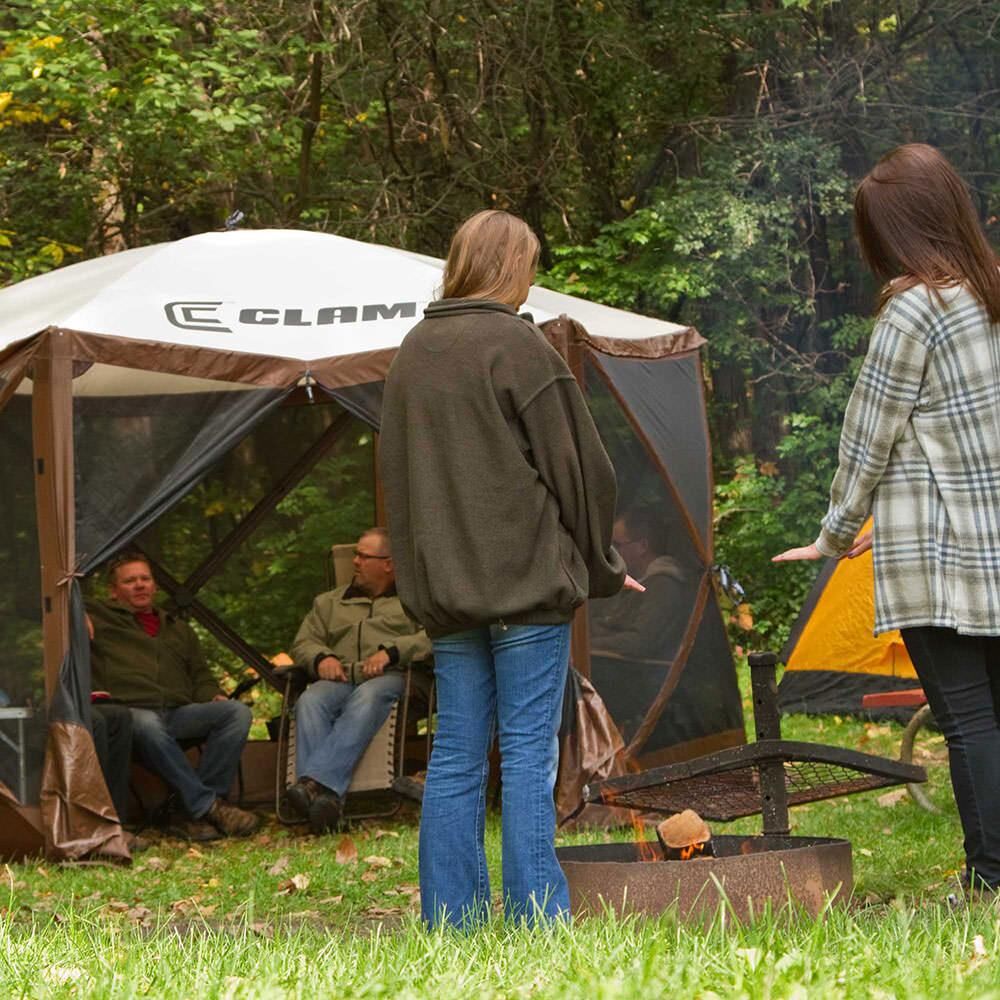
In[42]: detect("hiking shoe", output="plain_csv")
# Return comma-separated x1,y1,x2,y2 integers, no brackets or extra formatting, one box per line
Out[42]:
391,774,425,803
206,798,261,838
286,776,324,819
125,830,152,854
169,816,223,842
308,790,344,835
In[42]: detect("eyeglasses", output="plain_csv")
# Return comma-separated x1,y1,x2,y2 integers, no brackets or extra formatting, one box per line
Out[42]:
353,550,391,561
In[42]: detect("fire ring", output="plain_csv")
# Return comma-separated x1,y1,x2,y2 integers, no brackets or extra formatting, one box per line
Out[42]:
557,834,852,921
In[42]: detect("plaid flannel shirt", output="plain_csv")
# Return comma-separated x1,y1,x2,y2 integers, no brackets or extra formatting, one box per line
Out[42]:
816,283,1000,636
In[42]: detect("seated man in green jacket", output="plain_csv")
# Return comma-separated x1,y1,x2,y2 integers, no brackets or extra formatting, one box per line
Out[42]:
286,527,431,834
88,552,259,841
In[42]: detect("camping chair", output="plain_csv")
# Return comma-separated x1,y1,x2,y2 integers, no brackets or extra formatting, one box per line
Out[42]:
274,543,434,823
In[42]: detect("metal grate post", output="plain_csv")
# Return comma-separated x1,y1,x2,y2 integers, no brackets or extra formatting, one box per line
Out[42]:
749,651,789,835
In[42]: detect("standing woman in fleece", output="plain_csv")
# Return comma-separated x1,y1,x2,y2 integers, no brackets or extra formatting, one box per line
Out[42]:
379,210,642,927
775,144,1000,895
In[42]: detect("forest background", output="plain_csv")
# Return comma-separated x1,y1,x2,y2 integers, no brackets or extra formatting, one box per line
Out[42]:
3,0,998,666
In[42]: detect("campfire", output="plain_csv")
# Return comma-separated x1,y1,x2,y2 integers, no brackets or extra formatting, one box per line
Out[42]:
556,651,926,922
655,810,714,861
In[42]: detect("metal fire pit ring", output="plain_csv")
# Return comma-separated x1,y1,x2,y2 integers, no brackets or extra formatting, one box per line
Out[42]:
557,835,852,922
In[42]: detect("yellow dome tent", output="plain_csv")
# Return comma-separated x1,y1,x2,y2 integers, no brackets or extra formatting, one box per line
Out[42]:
777,519,920,718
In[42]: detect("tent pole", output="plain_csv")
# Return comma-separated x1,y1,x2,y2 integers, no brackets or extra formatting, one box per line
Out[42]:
179,410,352,596
31,329,75,703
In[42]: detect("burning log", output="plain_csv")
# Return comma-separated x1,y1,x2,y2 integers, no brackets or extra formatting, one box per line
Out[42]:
656,809,714,861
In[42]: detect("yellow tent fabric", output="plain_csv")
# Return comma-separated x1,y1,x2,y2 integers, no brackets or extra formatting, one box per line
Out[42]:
784,519,916,680
786,520,916,677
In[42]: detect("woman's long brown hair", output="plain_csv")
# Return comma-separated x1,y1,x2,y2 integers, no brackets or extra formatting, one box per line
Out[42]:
854,144,1000,322
441,210,540,307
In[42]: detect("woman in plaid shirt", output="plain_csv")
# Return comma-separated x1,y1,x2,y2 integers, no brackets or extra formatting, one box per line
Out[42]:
776,144,1000,896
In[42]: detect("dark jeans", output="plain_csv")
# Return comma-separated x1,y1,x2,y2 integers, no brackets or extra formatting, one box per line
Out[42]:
130,701,252,819
901,626,1000,889
91,703,134,823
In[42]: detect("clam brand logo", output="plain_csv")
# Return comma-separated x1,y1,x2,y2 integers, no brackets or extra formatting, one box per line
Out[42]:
165,300,418,333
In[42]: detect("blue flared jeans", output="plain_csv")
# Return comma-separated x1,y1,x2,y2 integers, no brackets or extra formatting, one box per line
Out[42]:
419,623,571,928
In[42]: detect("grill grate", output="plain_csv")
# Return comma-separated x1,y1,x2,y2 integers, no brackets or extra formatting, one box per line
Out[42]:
584,739,927,822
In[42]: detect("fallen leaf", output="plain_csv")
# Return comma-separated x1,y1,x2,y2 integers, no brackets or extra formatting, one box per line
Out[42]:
363,855,392,868
858,848,873,858
267,855,291,876
364,905,403,918
395,883,420,896
255,833,273,846
877,788,907,808
973,934,988,958
145,856,169,871
35,866,50,878
318,895,343,905
277,873,311,895
106,900,130,912
186,847,205,859
373,829,400,839
361,871,379,883
335,836,358,865
250,920,274,938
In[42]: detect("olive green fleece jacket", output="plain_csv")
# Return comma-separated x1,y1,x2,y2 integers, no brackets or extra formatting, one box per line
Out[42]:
379,298,626,638
87,600,222,708
290,584,432,684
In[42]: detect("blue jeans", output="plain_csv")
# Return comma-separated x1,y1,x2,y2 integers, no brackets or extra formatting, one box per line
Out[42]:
420,623,571,928
295,673,406,796
129,701,252,819
901,627,1000,889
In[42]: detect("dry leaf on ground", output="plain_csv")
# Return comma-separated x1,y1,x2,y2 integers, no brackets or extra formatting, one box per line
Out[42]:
145,856,169,871
267,855,290,876
277,873,311,895
335,836,358,864
363,855,392,868
877,788,907,808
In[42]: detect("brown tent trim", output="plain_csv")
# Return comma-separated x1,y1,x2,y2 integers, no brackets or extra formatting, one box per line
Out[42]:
41,722,130,862
540,315,705,360
0,338,39,411
623,571,713,760
50,329,399,391
0,781,45,862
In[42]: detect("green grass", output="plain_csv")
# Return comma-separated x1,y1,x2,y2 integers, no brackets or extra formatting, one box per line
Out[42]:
2,674,1000,999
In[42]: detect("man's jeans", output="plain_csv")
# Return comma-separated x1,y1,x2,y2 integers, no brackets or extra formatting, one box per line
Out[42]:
129,700,252,819
420,623,570,929
902,626,1000,889
295,673,406,796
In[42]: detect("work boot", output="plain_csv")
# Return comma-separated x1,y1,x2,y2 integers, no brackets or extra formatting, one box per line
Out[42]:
286,776,324,819
206,798,261,838
308,790,344,835
124,830,152,854
391,773,425,803
169,816,223,843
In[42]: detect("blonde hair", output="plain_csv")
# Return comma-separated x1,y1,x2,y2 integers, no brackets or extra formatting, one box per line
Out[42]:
441,210,540,307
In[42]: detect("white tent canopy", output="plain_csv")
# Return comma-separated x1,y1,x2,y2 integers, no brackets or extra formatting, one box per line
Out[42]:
0,229,692,369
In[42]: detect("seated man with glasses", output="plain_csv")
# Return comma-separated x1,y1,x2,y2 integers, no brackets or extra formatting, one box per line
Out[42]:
287,527,431,834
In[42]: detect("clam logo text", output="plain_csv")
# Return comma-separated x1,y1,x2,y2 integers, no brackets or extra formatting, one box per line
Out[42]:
165,301,418,333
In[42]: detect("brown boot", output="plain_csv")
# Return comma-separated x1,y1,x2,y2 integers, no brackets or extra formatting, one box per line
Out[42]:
170,816,223,842
286,776,324,819
205,798,261,838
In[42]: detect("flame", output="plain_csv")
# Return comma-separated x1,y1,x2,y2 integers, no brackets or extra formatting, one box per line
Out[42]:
678,841,707,861
630,810,660,862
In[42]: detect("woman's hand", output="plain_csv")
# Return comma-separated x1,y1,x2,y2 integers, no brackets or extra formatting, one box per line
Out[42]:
623,574,646,593
771,543,823,563
845,529,872,558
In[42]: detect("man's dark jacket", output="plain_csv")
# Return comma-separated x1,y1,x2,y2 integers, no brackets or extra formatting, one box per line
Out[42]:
88,600,221,708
